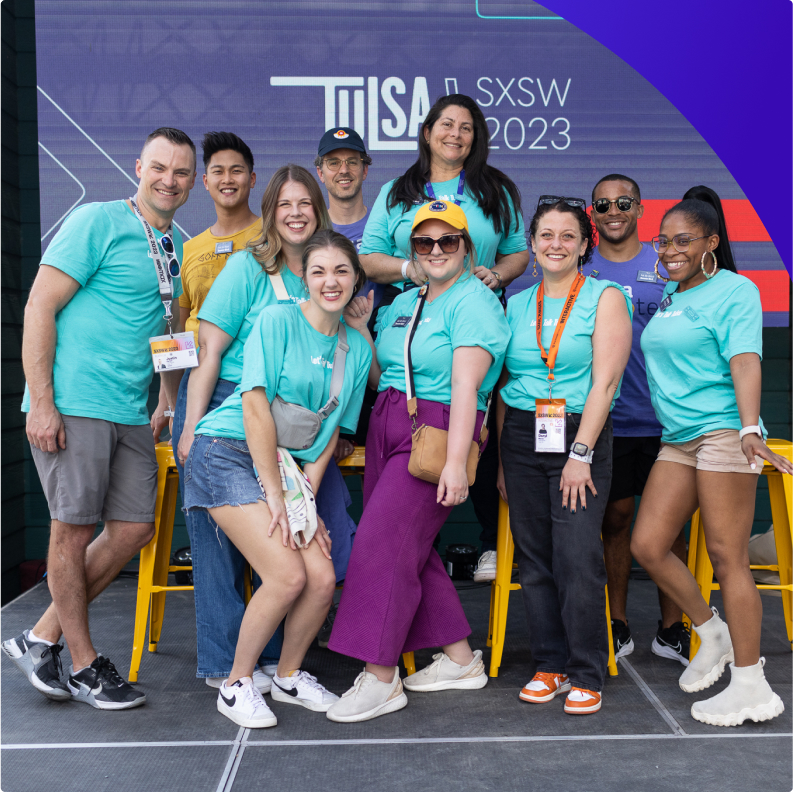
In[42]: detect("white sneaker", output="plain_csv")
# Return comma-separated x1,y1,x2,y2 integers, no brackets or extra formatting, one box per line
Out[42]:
217,677,277,728
261,664,278,678
326,667,408,723
271,670,339,712
403,650,488,692
206,666,272,694
473,551,497,582
691,658,785,726
679,607,734,692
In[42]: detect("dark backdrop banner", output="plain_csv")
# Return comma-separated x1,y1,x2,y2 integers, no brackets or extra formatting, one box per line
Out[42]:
34,0,789,325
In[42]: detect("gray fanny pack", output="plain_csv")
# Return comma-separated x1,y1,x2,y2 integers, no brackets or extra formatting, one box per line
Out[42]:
269,324,349,450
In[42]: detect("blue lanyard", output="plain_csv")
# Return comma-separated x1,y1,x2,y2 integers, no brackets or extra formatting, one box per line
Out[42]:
425,170,466,206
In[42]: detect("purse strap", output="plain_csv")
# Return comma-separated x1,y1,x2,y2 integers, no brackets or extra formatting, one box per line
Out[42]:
404,284,429,431
267,267,291,301
317,324,349,421
403,282,489,446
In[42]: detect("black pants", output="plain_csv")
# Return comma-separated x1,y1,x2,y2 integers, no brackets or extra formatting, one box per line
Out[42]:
468,407,499,551
500,407,612,692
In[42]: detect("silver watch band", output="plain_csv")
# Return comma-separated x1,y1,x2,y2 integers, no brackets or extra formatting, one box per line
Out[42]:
569,450,593,464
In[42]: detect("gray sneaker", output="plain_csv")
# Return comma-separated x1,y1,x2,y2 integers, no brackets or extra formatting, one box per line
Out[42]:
403,649,488,692
2,630,71,701
67,656,146,710
326,667,407,723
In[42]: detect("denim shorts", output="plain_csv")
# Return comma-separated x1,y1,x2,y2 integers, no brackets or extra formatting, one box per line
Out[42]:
183,434,267,512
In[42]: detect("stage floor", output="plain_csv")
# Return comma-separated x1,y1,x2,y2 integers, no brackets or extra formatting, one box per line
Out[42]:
2,573,791,792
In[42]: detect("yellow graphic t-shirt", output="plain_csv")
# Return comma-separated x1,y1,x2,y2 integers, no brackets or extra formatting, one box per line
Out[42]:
179,218,262,346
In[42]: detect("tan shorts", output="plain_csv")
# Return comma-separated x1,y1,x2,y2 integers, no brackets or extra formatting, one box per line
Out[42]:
657,429,763,475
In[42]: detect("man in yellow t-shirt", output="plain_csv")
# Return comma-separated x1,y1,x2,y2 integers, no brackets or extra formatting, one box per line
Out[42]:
151,131,259,438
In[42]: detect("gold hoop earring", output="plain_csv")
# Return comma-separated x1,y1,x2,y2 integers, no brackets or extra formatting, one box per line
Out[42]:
701,250,718,279
654,258,669,283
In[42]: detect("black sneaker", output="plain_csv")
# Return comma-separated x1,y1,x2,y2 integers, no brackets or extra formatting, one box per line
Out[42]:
67,656,146,710
611,619,635,659
317,602,338,649
652,621,691,667
2,630,71,701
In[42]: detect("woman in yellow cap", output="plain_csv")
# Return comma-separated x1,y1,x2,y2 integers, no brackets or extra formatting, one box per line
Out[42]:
326,200,511,723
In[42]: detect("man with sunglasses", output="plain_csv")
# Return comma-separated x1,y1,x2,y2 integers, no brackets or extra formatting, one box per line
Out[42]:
584,174,690,666
4,128,196,711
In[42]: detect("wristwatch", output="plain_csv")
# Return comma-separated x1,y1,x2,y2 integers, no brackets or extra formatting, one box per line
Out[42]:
491,270,502,286
739,425,763,441
569,442,593,464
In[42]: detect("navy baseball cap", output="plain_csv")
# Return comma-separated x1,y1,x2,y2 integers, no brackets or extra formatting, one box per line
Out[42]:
317,127,367,158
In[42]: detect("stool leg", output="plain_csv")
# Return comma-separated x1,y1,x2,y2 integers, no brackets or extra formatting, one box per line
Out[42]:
690,511,714,660
487,577,496,648
489,499,513,677
768,472,793,647
605,584,618,676
402,652,415,676
148,470,178,651
682,511,701,635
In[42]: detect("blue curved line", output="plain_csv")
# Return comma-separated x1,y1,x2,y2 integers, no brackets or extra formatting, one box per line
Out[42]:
475,0,562,19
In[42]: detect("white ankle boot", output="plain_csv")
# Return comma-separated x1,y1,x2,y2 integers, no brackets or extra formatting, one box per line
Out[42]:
679,607,734,692
691,658,784,726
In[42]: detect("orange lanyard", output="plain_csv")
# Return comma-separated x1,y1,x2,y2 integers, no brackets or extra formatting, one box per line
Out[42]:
535,273,586,382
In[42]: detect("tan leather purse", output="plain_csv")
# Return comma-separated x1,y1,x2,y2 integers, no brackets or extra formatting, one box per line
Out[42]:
404,284,489,486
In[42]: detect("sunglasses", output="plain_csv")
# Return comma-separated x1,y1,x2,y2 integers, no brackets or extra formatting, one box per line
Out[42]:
160,235,181,278
592,196,639,214
652,234,710,254
411,234,463,255
537,195,587,210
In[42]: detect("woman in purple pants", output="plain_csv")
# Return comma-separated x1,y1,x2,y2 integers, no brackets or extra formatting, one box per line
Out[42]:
327,200,511,723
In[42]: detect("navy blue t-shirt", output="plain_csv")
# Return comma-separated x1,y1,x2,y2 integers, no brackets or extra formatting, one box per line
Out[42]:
334,208,383,308
582,243,664,437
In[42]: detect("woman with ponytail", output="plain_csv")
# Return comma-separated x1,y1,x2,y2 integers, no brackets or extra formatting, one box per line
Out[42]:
631,187,792,726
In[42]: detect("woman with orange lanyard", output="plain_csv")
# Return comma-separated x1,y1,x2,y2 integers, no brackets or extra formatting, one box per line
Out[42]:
497,197,632,715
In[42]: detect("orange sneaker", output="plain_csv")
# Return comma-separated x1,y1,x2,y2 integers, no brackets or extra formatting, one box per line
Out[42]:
519,672,571,703
564,687,602,714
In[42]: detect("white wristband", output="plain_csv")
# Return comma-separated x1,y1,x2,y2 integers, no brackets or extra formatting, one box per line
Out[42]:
739,425,763,441
568,450,593,464
401,259,411,281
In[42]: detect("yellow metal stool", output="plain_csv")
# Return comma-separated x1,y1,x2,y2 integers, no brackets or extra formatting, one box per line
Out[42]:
684,439,793,659
487,498,619,678
130,442,251,681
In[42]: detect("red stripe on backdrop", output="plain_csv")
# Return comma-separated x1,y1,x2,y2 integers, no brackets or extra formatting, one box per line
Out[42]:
637,200,771,242
739,271,791,313
587,200,771,242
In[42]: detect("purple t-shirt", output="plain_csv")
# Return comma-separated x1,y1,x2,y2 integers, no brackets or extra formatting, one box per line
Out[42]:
582,243,664,437
334,208,383,308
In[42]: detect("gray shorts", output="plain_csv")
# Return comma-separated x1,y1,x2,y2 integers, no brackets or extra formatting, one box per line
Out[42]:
31,415,158,524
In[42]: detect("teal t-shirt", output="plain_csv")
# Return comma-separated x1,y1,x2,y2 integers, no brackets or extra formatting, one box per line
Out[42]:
374,274,511,410
197,250,308,383
195,304,372,463
640,269,765,444
359,178,527,286
21,200,183,426
501,278,632,413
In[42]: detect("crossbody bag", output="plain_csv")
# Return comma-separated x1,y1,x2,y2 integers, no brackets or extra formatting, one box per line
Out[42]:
403,284,489,485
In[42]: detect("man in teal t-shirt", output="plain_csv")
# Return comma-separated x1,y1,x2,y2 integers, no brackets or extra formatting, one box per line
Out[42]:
5,128,197,712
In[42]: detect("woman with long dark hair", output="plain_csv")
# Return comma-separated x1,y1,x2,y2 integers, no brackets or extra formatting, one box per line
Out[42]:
359,93,530,581
631,189,791,726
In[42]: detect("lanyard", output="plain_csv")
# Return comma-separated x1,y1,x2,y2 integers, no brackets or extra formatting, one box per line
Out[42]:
535,273,586,395
128,197,178,333
425,170,465,206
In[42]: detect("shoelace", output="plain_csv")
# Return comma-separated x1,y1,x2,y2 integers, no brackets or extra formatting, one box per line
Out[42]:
46,643,64,678
342,670,377,698
528,672,564,690
293,670,325,693
93,657,127,689
242,682,268,712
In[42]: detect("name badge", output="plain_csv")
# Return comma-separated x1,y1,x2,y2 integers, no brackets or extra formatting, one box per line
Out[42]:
684,306,700,322
150,331,199,372
659,295,673,312
636,270,657,283
215,241,234,255
534,399,566,453
392,316,411,328
589,270,600,279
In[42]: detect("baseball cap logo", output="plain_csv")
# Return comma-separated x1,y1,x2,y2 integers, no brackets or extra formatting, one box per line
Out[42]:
429,201,447,212
333,129,349,139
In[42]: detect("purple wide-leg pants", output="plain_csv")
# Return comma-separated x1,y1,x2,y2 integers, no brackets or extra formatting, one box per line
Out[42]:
328,387,485,666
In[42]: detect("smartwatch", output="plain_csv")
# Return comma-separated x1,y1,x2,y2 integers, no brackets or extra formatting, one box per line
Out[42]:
569,442,593,464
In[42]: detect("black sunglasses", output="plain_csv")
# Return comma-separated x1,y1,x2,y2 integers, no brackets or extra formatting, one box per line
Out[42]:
592,196,639,214
537,195,587,210
160,235,180,278
411,234,463,255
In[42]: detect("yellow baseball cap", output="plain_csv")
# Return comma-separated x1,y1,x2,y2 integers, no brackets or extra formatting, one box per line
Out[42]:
411,200,469,232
